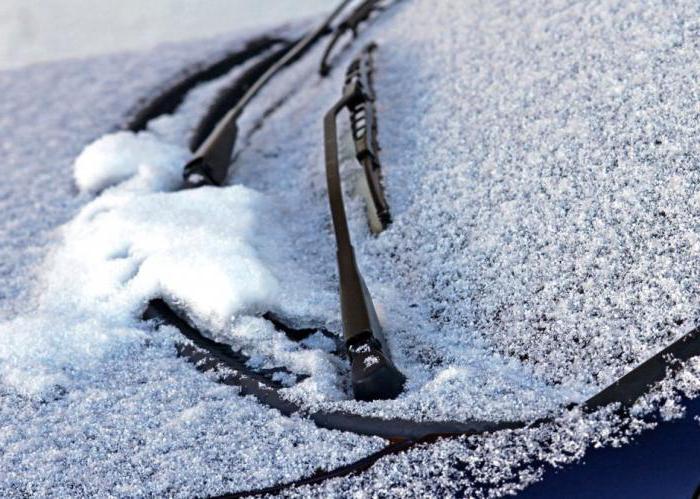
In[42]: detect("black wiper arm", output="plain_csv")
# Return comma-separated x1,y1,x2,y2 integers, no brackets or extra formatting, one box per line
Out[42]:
324,43,405,401
183,0,354,188
125,36,285,133
319,0,387,77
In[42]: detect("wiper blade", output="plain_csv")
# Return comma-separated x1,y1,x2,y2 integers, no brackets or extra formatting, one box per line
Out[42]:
345,42,391,232
183,0,354,188
319,0,388,77
187,40,298,154
124,35,285,133
324,43,405,401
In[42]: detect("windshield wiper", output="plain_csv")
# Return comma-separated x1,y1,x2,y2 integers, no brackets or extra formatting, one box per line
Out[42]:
183,0,353,188
345,42,391,232
582,325,700,413
319,0,388,77
324,43,405,401
187,40,298,154
124,35,285,133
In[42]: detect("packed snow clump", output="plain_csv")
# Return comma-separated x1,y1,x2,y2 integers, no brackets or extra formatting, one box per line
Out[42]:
73,131,185,193
0,129,336,397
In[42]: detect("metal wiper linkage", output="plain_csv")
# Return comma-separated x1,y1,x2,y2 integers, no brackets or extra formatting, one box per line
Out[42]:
183,0,353,188
319,0,388,77
324,43,405,401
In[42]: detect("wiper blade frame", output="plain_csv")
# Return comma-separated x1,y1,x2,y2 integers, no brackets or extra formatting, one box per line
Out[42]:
345,42,391,232
183,0,354,188
319,0,387,77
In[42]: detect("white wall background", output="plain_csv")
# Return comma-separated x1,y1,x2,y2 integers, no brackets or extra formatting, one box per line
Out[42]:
0,0,332,70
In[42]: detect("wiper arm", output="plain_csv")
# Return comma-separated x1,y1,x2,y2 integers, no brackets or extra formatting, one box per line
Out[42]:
319,0,389,77
125,35,285,133
187,41,297,154
324,43,405,401
183,0,353,188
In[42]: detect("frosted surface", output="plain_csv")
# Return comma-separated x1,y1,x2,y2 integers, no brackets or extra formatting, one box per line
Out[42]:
2,0,700,496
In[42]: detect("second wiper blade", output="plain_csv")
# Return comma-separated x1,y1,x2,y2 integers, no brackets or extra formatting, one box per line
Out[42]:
182,0,353,188
319,0,388,77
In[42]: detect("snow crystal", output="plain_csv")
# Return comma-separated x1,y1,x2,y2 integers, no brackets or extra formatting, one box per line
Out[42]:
364,355,380,367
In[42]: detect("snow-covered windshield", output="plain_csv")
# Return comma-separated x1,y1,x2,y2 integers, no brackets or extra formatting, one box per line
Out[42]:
1,0,699,496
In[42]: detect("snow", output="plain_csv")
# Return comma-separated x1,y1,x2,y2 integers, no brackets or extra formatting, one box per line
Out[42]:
364,355,380,367
73,132,186,193
0,327,383,496
44,59,570,423
2,0,700,496
0,30,287,321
